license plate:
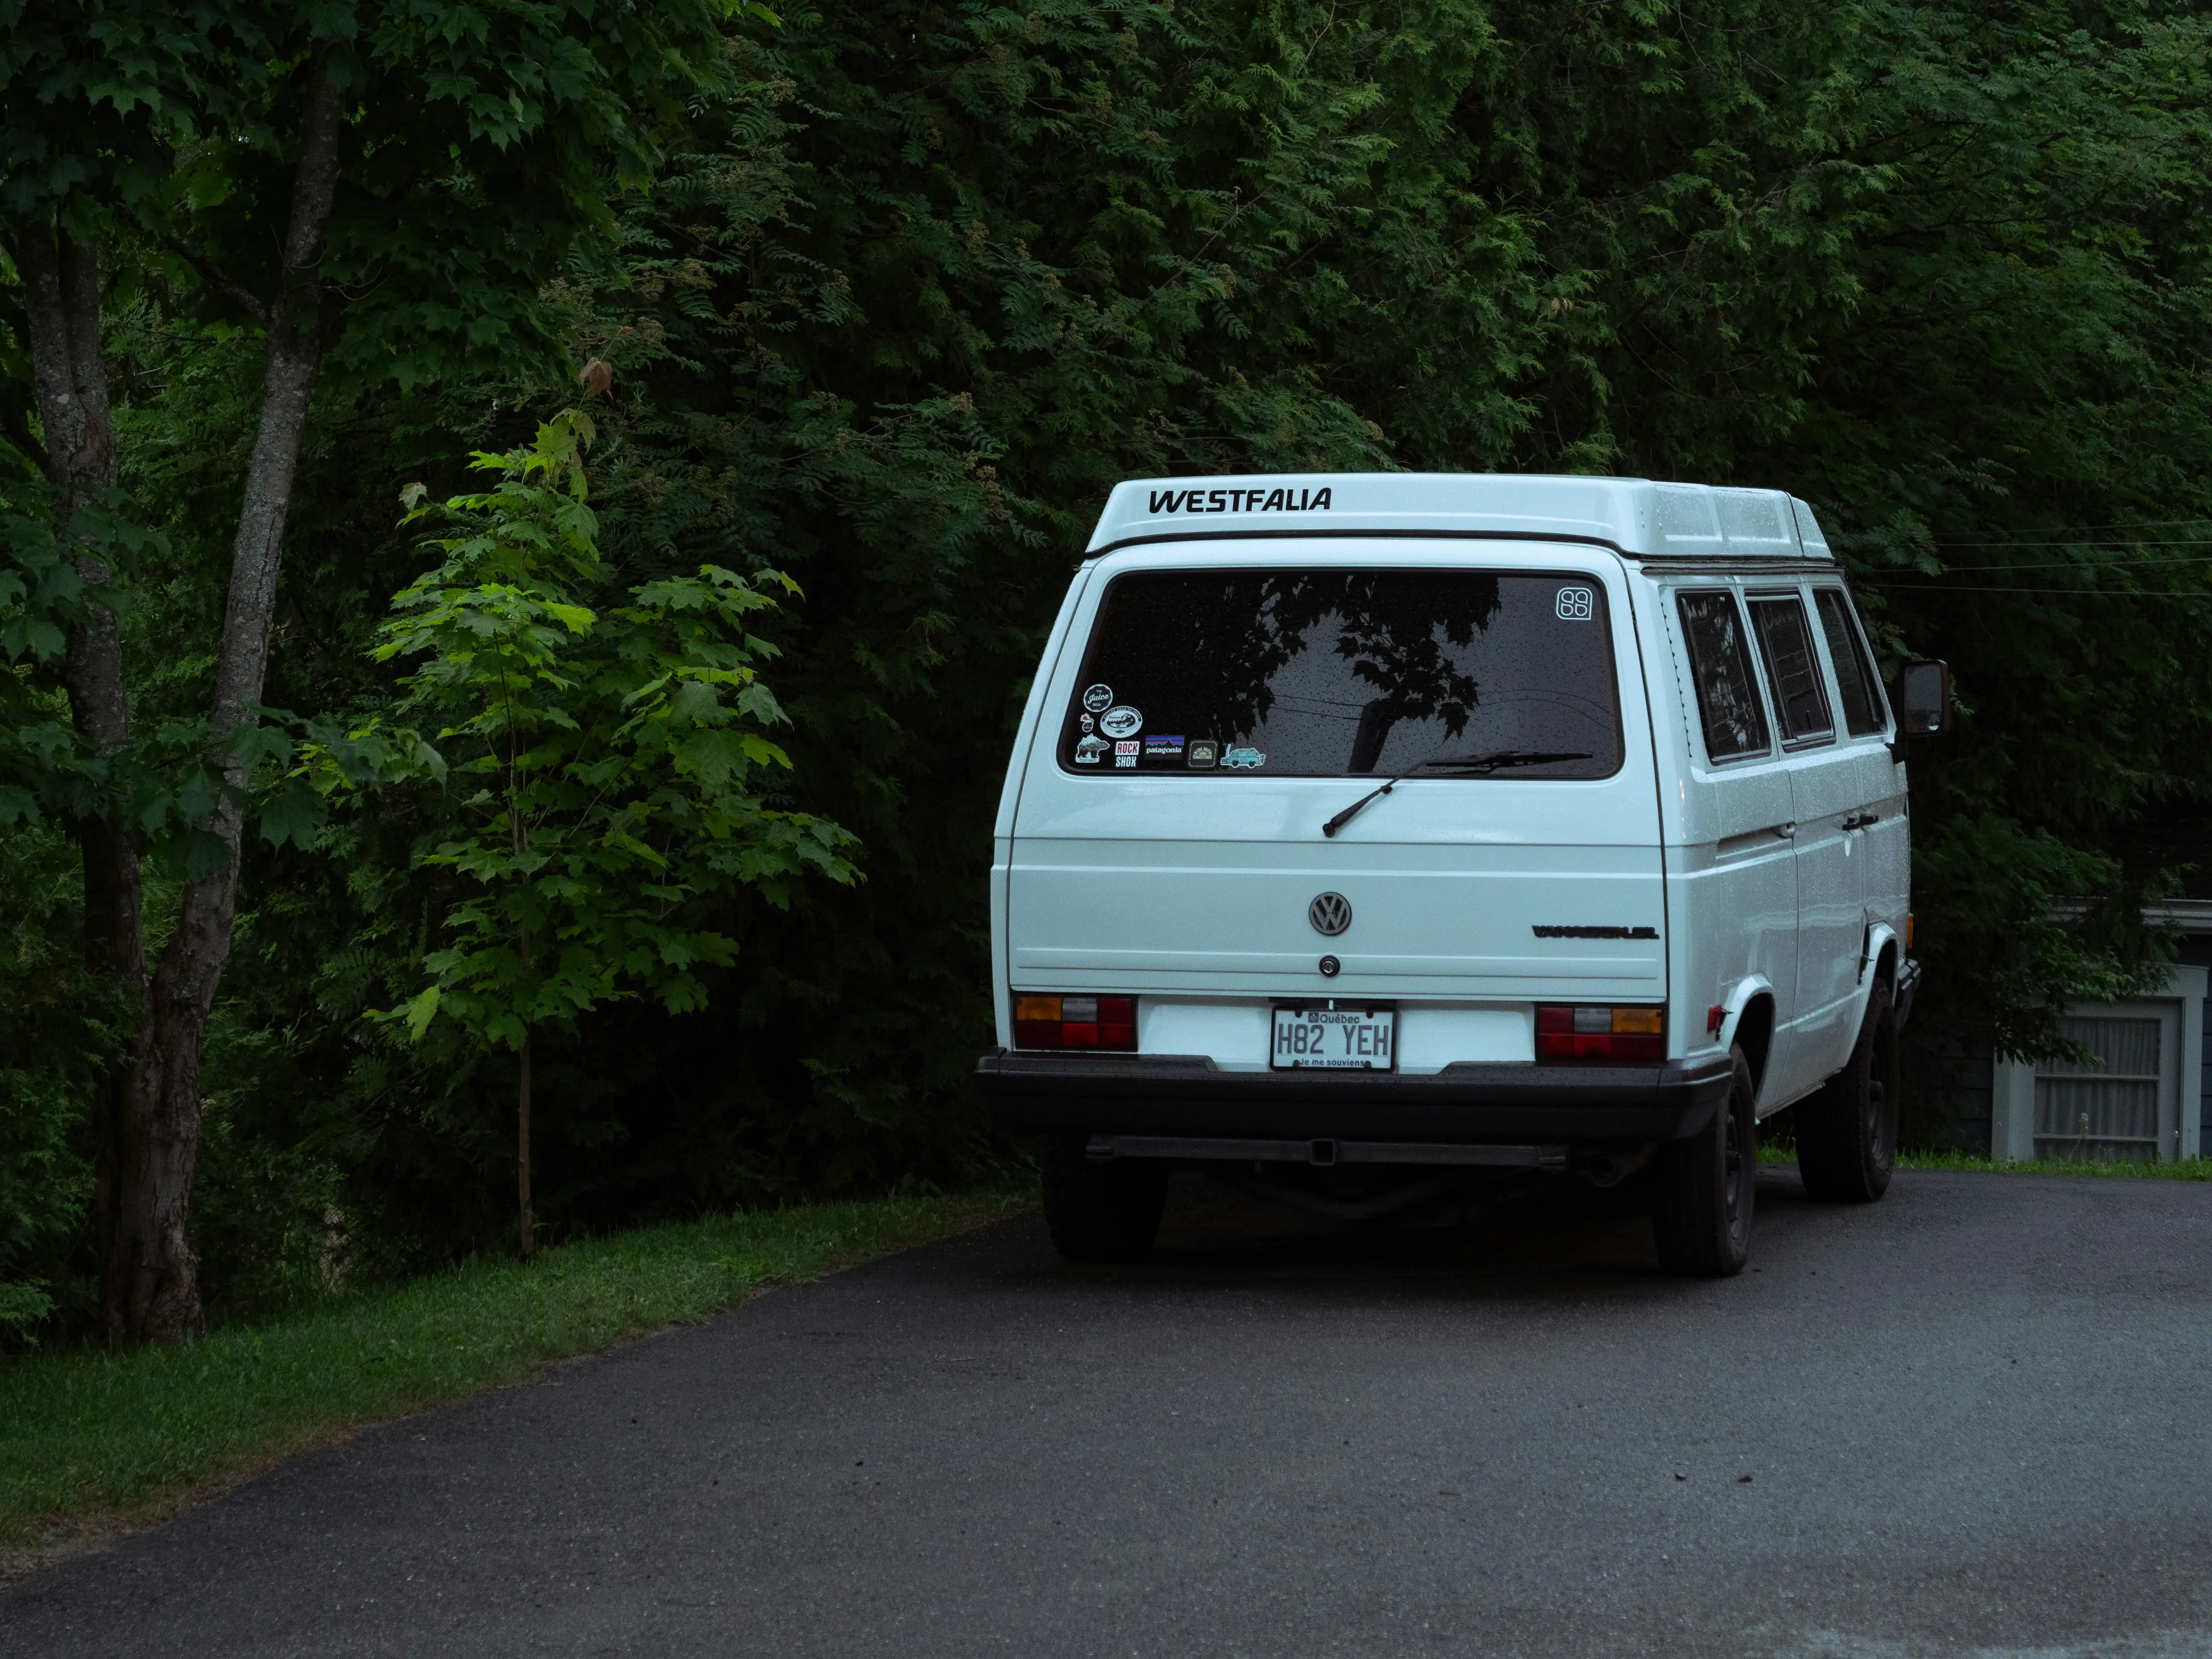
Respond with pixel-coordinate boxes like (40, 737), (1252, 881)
(1271, 1005), (1396, 1071)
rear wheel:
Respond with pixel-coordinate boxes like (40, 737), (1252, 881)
(1796, 978), (1899, 1203)
(1651, 1045), (1756, 1277)
(1041, 1137), (1169, 1263)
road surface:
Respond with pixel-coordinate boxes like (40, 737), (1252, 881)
(9, 1167), (2212, 1656)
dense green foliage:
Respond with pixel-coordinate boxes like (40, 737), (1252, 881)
(6, 0), (2212, 1336)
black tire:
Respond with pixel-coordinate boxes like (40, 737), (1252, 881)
(1796, 977), (1900, 1203)
(1651, 1045), (1756, 1277)
(1041, 1137), (1169, 1263)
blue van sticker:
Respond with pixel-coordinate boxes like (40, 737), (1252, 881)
(1222, 746), (1266, 769)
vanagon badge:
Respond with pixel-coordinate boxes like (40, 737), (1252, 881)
(1308, 892), (1352, 937)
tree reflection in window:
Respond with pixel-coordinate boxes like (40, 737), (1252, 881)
(1061, 570), (1622, 778)
(1676, 590), (1772, 763)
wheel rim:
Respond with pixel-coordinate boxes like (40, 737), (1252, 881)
(1868, 1017), (1898, 1165)
(1723, 1091), (1746, 1233)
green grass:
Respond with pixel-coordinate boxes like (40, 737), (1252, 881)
(1758, 1143), (2212, 1179)
(0, 1187), (1031, 1559)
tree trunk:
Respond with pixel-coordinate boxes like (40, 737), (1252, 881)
(13, 41), (351, 1345)
(116, 36), (348, 1343)
(12, 220), (162, 1340)
(518, 1037), (535, 1261)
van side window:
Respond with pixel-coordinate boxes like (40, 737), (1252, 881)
(1747, 595), (1833, 745)
(1675, 590), (1771, 763)
(1813, 588), (1888, 737)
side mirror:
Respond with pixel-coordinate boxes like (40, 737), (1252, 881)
(1896, 659), (1951, 735)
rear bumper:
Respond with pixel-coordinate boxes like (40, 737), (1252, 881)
(977, 1050), (1733, 1147)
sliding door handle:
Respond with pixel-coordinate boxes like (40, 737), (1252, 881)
(1772, 821), (1798, 839)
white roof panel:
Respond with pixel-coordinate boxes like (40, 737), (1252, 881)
(1085, 473), (1829, 559)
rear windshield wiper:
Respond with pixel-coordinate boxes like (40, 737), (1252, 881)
(1322, 752), (1596, 838)
(1419, 749), (1593, 772)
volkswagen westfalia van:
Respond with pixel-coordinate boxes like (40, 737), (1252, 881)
(977, 475), (1945, 1276)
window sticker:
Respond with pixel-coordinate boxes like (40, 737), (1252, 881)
(1114, 740), (1140, 757)
(1555, 585), (1595, 622)
(1144, 733), (1185, 757)
(1222, 746), (1266, 769)
(1074, 735), (1108, 765)
(1098, 705), (1144, 739)
(1187, 739), (1218, 768)
(1082, 684), (1114, 713)
(1078, 713), (1094, 732)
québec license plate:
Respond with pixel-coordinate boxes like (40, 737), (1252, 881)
(1271, 1005), (1396, 1071)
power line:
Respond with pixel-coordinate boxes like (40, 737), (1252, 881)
(1904, 555), (2212, 571)
(1932, 539), (2212, 550)
(1864, 584), (2212, 596)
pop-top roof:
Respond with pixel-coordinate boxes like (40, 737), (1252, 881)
(1086, 473), (1831, 560)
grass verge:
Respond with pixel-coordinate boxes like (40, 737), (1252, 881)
(0, 1187), (1031, 1575)
(1758, 1144), (2212, 1179)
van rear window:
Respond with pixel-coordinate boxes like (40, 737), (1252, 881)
(1058, 570), (1622, 777)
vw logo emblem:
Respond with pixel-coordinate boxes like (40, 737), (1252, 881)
(1308, 892), (1352, 937)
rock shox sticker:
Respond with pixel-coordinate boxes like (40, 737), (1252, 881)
(1074, 735), (1108, 765)
(1222, 746), (1266, 769)
(1098, 705), (1144, 739)
(1082, 684), (1114, 714)
(1187, 739), (1218, 768)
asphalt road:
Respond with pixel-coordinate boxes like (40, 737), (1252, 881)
(9, 1167), (2212, 1659)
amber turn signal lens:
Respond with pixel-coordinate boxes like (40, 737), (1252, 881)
(1013, 992), (1136, 1051)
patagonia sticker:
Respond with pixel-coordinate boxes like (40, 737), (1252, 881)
(1144, 734), (1185, 757)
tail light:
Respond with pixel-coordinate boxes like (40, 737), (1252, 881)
(1014, 994), (1136, 1051)
(1536, 1005), (1664, 1064)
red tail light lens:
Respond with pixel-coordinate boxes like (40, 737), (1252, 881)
(1013, 994), (1136, 1051)
(1536, 1005), (1664, 1064)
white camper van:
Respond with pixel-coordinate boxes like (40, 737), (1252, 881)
(978, 475), (1948, 1276)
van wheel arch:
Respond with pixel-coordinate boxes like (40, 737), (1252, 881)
(1733, 995), (1775, 1099)
(1873, 938), (1899, 994)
